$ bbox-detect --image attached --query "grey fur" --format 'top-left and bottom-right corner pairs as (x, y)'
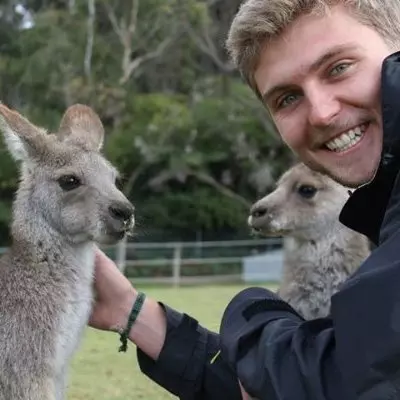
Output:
(0, 104), (135, 399)
(248, 163), (370, 320)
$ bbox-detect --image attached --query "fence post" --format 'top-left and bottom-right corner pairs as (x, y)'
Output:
(172, 243), (182, 287)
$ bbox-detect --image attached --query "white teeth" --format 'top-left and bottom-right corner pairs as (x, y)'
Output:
(325, 125), (366, 152)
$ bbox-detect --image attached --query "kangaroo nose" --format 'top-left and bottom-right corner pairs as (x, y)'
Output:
(250, 204), (267, 219)
(109, 202), (134, 222)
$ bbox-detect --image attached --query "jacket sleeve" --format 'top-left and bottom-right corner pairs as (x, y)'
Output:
(136, 235), (400, 400)
(219, 287), (348, 400)
(136, 302), (242, 400)
(219, 225), (400, 400)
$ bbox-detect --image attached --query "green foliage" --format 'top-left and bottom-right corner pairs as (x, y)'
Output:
(138, 186), (248, 233)
(0, 0), (294, 245)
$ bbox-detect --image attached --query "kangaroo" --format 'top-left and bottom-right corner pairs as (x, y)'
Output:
(0, 104), (135, 400)
(248, 163), (370, 320)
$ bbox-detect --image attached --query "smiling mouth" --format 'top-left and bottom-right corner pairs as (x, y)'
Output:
(324, 123), (368, 153)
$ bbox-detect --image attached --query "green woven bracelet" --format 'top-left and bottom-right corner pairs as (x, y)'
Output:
(118, 291), (146, 353)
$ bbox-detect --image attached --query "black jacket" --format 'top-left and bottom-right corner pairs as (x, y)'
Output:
(136, 51), (400, 400)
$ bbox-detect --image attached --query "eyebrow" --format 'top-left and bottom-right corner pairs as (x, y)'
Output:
(261, 44), (358, 104)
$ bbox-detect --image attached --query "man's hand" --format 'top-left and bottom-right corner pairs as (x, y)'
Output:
(239, 380), (252, 400)
(89, 247), (136, 332)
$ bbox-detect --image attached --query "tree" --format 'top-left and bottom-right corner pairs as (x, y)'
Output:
(0, 0), (294, 246)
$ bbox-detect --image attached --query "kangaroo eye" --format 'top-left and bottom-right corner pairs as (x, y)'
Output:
(58, 175), (81, 191)
(297, 185), (317, 199)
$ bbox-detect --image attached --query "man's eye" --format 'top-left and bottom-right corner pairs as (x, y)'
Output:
(329, 63), (351, 77)
(277, 93), (300, 109)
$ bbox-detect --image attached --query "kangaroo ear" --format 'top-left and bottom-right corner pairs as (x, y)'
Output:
(58, 104), (104, 152)
(0, 103), (48, 162)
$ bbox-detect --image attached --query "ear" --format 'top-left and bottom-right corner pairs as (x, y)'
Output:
(57, 104), (104, 152)
(0, 103), (47, 162)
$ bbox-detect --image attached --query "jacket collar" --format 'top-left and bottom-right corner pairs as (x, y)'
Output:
(339, 51), (400, 245)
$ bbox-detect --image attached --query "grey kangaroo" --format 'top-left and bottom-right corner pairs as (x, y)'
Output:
(248, 163), (370, 320)
(0, 103), (135, 399)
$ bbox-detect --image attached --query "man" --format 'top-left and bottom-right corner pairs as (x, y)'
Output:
(89, 0), (400, 399)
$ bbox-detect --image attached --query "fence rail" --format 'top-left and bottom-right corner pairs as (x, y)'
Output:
(104, 237), (283, 286)
(0, 237), (284, 286)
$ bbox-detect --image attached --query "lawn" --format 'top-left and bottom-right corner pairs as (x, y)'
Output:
(67, 283), (276, 400)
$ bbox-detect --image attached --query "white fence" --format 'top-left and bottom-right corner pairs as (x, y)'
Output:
(0, 237), (284, 286)
(102, 237), (283, 286)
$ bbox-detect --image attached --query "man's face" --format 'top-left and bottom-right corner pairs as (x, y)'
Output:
(254, 6), (393, 187)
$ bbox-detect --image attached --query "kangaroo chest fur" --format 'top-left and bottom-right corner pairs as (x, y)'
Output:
(53, 244), (95, 375)
(0, 240), (95, 400)
(279, 236), (355, 320)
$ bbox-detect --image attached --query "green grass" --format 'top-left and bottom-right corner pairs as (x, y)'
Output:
(67, 283), (277, 400)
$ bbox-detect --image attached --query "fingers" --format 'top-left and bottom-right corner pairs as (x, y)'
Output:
(239, 381), (251, 400)
(94, 247), (114, 269)
(93, 248), (120, 281)
(93, 247), (134, 297)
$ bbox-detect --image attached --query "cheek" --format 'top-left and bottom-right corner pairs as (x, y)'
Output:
(342, 64), (382, 111)
(61, 189), (98, 222)
(362, 76), (381, 113)
(61, 210), (87, 233)
(273, 112), (307, 152)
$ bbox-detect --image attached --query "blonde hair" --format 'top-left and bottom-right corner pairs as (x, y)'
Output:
(226, 0), (400, 97)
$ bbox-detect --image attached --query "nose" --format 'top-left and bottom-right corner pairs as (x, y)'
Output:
(307, 88), (340, 127)
(250, 203), (267, 219)
(109, 202), (134, 223)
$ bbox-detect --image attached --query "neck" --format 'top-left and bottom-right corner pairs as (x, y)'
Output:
(281, 222), (368, 280)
